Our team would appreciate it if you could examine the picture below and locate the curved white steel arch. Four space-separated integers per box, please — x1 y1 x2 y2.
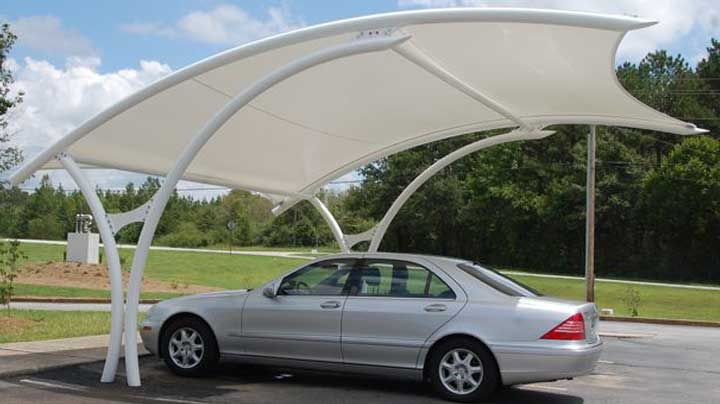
308 196 349 253
368 128 554 252
121 34 410 386
57 153 125 383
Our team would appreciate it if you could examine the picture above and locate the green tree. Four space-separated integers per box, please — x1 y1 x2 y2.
640 137 720 281
0 23 22 175
696 38 720 134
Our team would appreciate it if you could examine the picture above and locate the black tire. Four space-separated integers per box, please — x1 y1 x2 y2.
160 316 219 377
427 337 499 402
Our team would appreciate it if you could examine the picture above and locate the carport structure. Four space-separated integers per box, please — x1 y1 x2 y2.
9 8 704 387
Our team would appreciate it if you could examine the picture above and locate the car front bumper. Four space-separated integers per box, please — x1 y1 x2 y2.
492 339 603 385
139 318 163 357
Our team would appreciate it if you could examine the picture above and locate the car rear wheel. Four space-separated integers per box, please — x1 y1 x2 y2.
160 316 218 377
428 338 499 402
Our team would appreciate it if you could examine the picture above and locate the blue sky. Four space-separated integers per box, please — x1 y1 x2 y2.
2 0 719 197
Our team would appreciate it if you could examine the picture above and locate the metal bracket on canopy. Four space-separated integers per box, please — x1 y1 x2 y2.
107 200 153 235
344 226 377 250
356 27 398 40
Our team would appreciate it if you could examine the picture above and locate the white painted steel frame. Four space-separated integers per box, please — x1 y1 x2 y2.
368 128 554 252
117 34 411 386
57 153 125 383
308 196 350 253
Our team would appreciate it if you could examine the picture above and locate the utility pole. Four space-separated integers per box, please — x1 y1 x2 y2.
585 125 597 303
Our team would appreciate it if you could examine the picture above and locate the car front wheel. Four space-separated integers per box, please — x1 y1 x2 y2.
160 316 218 376
428 338 499 402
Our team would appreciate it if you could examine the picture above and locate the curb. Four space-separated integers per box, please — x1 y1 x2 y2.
601 315 720 328
0 353 152 379
13 297 162 304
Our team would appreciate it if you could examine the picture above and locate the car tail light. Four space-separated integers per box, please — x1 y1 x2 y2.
541 313 585 340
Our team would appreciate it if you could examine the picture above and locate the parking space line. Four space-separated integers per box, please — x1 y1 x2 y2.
131 395 207 404
520 384 568 392
20 378 89 392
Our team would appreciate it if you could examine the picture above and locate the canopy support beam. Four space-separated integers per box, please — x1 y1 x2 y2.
585 125 597 302
393 41 530 130
368 128 554 252
308 196 349 253
57 153 125 383
119 33 411 387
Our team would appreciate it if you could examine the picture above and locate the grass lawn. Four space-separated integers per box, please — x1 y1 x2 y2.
14 283 182 300
0 309 128 343
12 241 720 322
17 241 307 291
513 275 720 322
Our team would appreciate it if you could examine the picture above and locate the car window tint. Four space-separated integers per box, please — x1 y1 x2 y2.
457 262 540 297
349 260 455 299
279 259 355 296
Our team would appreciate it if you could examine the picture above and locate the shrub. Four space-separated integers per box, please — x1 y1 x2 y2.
0 240 27 306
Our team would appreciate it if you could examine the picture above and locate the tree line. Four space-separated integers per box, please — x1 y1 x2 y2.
0 25 718 283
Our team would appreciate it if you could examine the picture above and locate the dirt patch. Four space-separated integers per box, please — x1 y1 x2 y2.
0 315 38 335
16 261 222 295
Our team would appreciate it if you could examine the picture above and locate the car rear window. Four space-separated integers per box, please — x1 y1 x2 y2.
457 263 541 297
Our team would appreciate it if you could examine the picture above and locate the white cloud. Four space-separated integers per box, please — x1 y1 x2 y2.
120 4 305 46
10 15 96 57
397 0 720 60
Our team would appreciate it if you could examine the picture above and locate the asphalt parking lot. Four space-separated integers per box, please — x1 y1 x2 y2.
1 322 718 404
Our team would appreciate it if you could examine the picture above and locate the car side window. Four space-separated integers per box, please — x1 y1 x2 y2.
279 259 355 296
348 260 455 299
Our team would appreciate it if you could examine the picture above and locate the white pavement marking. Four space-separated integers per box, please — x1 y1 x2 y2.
521 384 569 392
133 396 207 404
501 270 720 291
20 378 89 392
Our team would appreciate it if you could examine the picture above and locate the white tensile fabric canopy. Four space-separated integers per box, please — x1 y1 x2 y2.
10 8 703 197
8 8 705 388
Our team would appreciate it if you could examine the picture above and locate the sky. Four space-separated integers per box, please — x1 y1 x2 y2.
2 0 719 199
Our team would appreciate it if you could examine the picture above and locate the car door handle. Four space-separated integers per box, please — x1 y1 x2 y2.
320 301 341 309
424 304 447 312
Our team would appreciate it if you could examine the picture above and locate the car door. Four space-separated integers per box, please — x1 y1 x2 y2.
341 258 466 369
240 259 355 363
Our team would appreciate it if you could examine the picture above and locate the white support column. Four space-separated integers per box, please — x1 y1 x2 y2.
57 153 125 383
585 125 597 303
368 128 554 252
308 197 349 253
121 34 411 387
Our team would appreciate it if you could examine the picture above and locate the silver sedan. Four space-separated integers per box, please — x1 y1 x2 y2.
141 252 602 402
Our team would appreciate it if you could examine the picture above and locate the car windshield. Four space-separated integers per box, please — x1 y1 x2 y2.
457 262 541 297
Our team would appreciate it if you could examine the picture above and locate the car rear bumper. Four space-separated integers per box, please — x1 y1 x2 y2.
491 339 603 385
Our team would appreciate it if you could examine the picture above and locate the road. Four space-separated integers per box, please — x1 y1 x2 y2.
1 321 718 403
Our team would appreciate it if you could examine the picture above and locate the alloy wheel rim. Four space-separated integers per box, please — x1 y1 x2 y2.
439 348 484 395
169 327 205 369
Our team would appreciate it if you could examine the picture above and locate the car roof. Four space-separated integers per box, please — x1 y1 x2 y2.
316 252 471 267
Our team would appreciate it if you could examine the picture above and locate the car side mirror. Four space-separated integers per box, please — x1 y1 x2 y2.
263 283 277 298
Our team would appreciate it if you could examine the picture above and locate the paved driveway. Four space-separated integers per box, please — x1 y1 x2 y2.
1 322 719 404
